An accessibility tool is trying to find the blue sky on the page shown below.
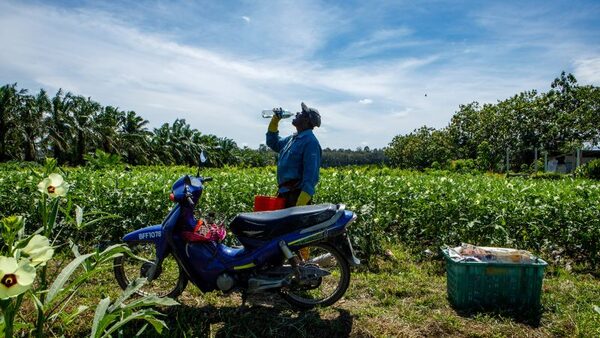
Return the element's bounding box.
[1,0,599,149]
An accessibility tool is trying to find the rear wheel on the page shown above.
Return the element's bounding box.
[279,243,350,309]
[113,242,188,298]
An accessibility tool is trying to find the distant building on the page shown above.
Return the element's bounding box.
[546,146,600,173]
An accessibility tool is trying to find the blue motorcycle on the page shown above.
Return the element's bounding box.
[113,153,360,309]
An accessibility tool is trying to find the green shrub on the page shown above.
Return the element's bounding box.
[577,159,600,180]
[84,150,123,169]
[476,141,494,171]
[530,172,565,180]
[448,159,479,173]
[520,163,529,173]
[529,159,544,173]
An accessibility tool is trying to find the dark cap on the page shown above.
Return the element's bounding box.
[301,102,321,128]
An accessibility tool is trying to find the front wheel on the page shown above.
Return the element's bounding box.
[279,243,350,309]
[113,242,188,298]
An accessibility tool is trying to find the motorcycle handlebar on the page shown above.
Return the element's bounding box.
[186,196,195,207]
[184,184,195,207]
[181,176,211,207]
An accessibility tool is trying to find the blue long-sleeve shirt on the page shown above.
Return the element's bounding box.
[266,129,322,196]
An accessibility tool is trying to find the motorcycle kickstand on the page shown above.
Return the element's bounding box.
[238,290,248,313]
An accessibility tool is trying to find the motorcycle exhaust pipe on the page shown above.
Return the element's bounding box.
[247,277,286,293]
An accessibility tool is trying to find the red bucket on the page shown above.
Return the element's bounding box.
[253,195,285,212]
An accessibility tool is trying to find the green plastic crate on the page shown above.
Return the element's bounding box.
[441,248,547,311]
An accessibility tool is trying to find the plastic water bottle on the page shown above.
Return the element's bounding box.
[262,109,293,119]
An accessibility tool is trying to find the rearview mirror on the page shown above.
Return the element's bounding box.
[197,150,208,177]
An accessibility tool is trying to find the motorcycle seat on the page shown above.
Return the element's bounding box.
[229,204,339,240]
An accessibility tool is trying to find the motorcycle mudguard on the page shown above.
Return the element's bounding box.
[286,210,361,267]
[327,211,360,267]
[328,233,361,267]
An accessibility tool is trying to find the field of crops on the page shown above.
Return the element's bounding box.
[1,163,599,267]
[2,162,600,336]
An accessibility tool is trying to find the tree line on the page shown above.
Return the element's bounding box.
[321,147,387,167]
[0,83,386,167]
[385,72,600,171]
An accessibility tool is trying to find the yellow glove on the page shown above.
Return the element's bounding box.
[296,191,312,206]
[268,116,281,132]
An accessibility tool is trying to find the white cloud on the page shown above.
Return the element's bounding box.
[341,27,421,58]
[0,1,451,149]
[470,3,600,67]
[574,57,600,85]
[391,109,410,118]
[347,27,413,49]
[233,1,344,60]
[0,1,598,150]
[241,16,250,23]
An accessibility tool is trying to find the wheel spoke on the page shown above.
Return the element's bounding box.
[114,243,186,298]
[281,243,350,308]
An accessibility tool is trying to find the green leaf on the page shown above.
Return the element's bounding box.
[29,291,44,311]
[46,252,94,304]
[45,264,110,312]
[138,314,168,334]
[91,297,111,338]
[69,239,81,258]
[47,198,60,234]
[95,244,132,264]
[125,295,179,309]
[594,305,600,315]
[101,311,167,338]
[75,205,83,228]
[134,323,150,337]
[62,305,89,326]
[96,313,119,338]
[99,243,130,256]
[83,212,122,228]
[108,278,147,313]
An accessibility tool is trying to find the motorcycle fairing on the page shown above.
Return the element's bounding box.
[123,224,163,244]
[171,175,203,204]
[175,237,285,292]
[121,206,182,277]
